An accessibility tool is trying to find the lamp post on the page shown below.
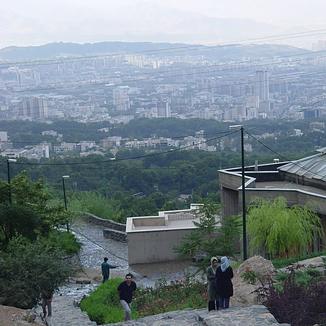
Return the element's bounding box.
[7,158,17,205]
[229,125,247,261]
[62,175,70,232]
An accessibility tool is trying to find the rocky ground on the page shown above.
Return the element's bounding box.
[108,306,290,326]
[0,305,43,326]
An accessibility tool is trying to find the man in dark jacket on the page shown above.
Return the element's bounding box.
[117,273,137,321]
[215,256,233,309]
[101,257,118,283]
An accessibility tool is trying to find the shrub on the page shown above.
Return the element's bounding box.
[0,236,72,308]
[69,192,123,222]
[42,230,81,255]
[264,270,326,326]
[133,278,206,317]
[176,204,241,272]
[241,270,258,284]
[80,278,137,324]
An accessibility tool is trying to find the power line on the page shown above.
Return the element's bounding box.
[1,28,326,68]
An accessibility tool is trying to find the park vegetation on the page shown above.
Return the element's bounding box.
[0,173,80,308]
[176,204,241,271]
[247,197,323,259]
[80,277,206,324]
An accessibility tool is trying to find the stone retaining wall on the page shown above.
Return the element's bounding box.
[81,212,126,232]
[103,228,127,242]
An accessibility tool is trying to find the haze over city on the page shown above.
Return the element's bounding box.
[2,0,326,48]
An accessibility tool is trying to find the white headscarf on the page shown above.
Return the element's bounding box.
[220,256,230,272]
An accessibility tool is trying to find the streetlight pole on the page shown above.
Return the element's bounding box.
[7,158,17,205]
[229,125,247,261]
[62,175,70,232]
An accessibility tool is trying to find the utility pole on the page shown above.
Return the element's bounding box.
[62,175,70,232]
[229,125,247,261]
[7,159,17,205]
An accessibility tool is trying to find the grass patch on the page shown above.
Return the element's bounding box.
[272,251,326,269]
[81,278,206,324]
[80,278,137,324]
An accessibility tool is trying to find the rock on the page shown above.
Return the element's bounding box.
[75,278,92,284]
[232,256,275,307]
[281,256,326,273]
[107,306,288,326]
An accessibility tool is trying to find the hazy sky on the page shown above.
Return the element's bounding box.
[1,0,326,48]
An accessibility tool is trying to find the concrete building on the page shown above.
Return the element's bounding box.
[126,204,204,265]
[113,86,130,111]
[254,70,269,102]
[20,97,48,120]
[218,149,326,247]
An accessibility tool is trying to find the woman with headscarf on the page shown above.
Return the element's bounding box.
[206,256,219,311]
[215,256,233,309]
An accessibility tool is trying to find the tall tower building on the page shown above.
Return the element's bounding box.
[156,101,171,118]
[254,70,269,102]
[113,86,130,111]
[20,97,48,120]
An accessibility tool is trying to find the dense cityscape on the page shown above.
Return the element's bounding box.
[0,42,326,160]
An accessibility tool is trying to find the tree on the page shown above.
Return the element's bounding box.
[0,204,46,245]
[0,236,72,308]
[0,172,71,246]
[176,204,241,272]
[247,197,323,258]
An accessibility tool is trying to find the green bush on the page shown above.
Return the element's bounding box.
[43,230,81,255]
[133,279,206,317]
[80,278,137,324]
[0,236,72,308]
[69,192,123,222]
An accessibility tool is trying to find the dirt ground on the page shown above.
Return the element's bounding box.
[0,305,42,326]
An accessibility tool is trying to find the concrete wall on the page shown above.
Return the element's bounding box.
[127,229,194,265]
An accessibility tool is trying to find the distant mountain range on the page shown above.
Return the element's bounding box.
[0,42,309,62]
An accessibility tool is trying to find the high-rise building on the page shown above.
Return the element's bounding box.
[254,71,269,102]
[113,86,130,111]
[20,97,48,120]
[156,101,171,118]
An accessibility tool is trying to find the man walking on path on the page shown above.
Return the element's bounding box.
[117,273,137,321]
[101,257,118,283]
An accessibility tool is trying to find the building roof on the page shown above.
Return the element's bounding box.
[278,152,326,182]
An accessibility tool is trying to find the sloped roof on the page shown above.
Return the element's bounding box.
[278,153,326,182]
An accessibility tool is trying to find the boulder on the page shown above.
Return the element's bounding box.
[232,256,275,307]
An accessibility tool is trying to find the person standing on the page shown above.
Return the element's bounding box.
[207,256,219,311]
[41,289,53,318]
[101,257,118,283]
[117,273,137,321]
[215,256,233,309]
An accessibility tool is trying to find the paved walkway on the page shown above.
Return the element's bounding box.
[43,288,96,326]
